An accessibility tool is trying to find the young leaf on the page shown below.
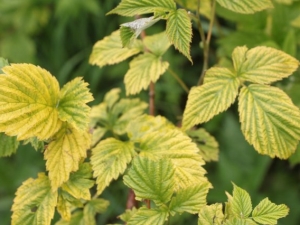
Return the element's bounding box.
[143,32,171,57]
[233,46,299,84]
[216,0,273,14]
[124,53,169,95]
[0,133,19,157]
[127,206,168,225]
[11,173,57,225]
[123,157,176,205]
[238,84,300,159]
[0,64,62,140]
[252,198,289,224]
[169,183,210,214]
[198,203,224,225]
[187,128,219,162]
[44,124,91,191]
[182,67,239,130]
[139,129,209,190]
[166,9,192,62]
[89,30,142,67]
[107,0,176,16]
[91,138,135,195]
[61,162,94,200]
[58,77,94,131]
[84,199,110,225]
[231,184,252,219]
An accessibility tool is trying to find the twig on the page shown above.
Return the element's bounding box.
[167,68,189,93]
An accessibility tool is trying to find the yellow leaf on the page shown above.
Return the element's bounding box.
[238,84,300,159]
[0,64,62,140]
[44,124,91,190]
[217,0,273,14]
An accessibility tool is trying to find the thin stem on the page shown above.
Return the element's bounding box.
[167,68,189,93]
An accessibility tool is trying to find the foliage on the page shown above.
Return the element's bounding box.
[1,0,300,224]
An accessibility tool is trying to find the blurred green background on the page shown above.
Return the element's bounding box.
[0,0,300,224]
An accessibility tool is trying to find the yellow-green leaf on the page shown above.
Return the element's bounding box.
[89,30,142,67]
[233,46,299,84]
[169,183,210,214]
[198,203,224,225]
[12,173,57,225]
[182,67,239,130]
[231,184,252,219]
[166,9,192,62]
[44,124,91,190]
[58,77,94,131]
[0,133,19,157]
[0,57,9,73]
[107,0,176,16]
[188,128,219,162]
[124,53,169,95]
[84,199,110,225]
[119,207,138,223]
[216,0,273,14]
[224,218,257,225]
[143,32,171,56]
[91,138,135,195]
[238,84,300,159]
[0,64,62,140]
[175,0,212,19]
[57,191,83,221]
[127,206,168,225]
[252,198,289,224]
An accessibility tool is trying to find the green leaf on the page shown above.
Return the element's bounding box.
[127,206,168,225]
[233,46,299,84]
[169,183,210,214]
[84,199,110,225]
[198,203,224,225]
[123,157,176,205]
[119,207,138,222]
[187,128,219,162]
[289,144,300,167]
[0,64,62,140]
[252,198,289,224]
[57,191,83,221]
[216,0,273,14]
[89,30,142,67]
[58,77,94,131]
[224,218,257,225]
[175,0,212,19]
[91,138,135,195]
[124,53,169,95]
[143,32,171,56]
[120,26,136,48]
[107,0,176,16]
[56,211,84,225]
[182,67,239,130]
[11,173,57,225]
[0,133,19,157]
[238,84,300,159]
[44,124,91,190]
[0,57,9,73]
[139,129,209,190]
[61,162,94,200]
[22,137,44,151]
[231,184,252,219]
[282,29,296,57]
[166,9,192,62]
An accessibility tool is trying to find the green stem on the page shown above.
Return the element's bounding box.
[167,68,189,93]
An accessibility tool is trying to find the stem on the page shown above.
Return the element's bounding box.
[167,68,189,93]
[126,189,138,209]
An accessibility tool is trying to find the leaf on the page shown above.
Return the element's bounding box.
[252,198,289,224]
[143,32,171,56]
[127,206,168,225]
[61,162,94,200]
[216,0,273,14]
[123,157,176,205]
[224,218,257,225]
[0,57,9,73]
[139,129,209,190]
[282,29,296,57]
[182,67,239,130]
[231,184,252,219]
[89,30,142,67]
[56,211,84,225]
[291,15,300,28]
[57,191,83,221]
[11,173,57,225]
[91,138,135,195]
[289,144,300,167]
[44,124,91,190]
[169,183,210,214]
[0,133,19,157]
[175,0,212,19]
[119,207,138,222]
[84,199,110,225]
[107,0,176,16]
[187,128,219,162]
[198,203,224,225]
[233,46,299,84]
[58,77,94,131]
[238,84,300,159]
[166,9,192,62]
[124,53,169,95]
[22,137,44,151]
[0,64,62,140]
